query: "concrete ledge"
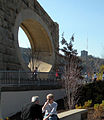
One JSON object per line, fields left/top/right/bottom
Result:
{"left": 58, "top": 109, "right": 88, "bottom": 120}
{"left": 1, "top": 85, "right": 62, "bottom": 92}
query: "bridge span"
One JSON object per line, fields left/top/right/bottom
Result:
{"left": 0, "top": 0, "right": 61, "bottom": 118}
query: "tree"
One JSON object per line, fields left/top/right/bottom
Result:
{"left": 97, "top": 64, "right": 104, "bottom": 80}
{"left": 59, "top": 33, "right": 82, "bottom": 109}
{"left": 22, "top": 47, "right": 41, "bottom": 71}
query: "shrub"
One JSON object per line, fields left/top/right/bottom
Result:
{"left": 75, "top": 81, "right": 104, "bottom": 106}
{"left": 83, "top": 100, "right": 92, "bottom": 108}
{"left": 75, "top": 100, "right": 92, "bottom": 109}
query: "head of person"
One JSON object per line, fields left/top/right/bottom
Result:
{"left": 31, "top": 96, "right": 39, "bottom": 104}
{"left": 46, "top": 94, "right": 54, "bottom": 104}
{"left": 35, "top": 67, "right": 38, "bottom": 69}
{"left": 94, "top": 72, "right": 96, "bottom": 74}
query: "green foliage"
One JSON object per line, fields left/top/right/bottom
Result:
{"left": 97, "top": 65, "right": 104, "bottom": 80}
{"left": 76, "top": 100, "right": 104, "bottom": 119}
{"left": 76, "top": 100, "right": 104, "bottom": 109}
{"left": 60, "top": 33, "right": 77, "bottom": 57}
{"left": 94, "top": 104, "right": 100, "bottom": 110}
{"left": 93, "top": 101, "right": 104, "bottom": 119}
{"left": 75, "top": 104, "right": 83, "bottom": 109}
{"left": 102, "top": 100, "right": 104, "bottom": 105}
{"left": 94, "top": 100, "right": 104, "bottom": 110}
{"left": 84, "top": 100, "right": 92, "bottom": 108}
{"left": 100, "top": 65, "right": 104, "bottom": 72}
{"left": 75, "top": 100, "right": 92, "bottom": 109}
{"left": 81, "top": 55, "right": 104, "bottom": 77}
{"left": 75, "top": 81, "right": 104, "bottom": 106}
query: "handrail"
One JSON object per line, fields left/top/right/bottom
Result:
{"left": 0, "top": 71, "right": 63, "bottom": 87}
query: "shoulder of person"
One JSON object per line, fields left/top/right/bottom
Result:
{"left": 31, "top": 104, "right": 42, "bottom": 111}
{"left": 53, "top": 101, "right": 58, "bottom": 106}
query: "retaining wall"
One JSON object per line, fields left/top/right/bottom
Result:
{"left": 1, "top": 89, "right": 65, "bottom": 118}
{"left": 58, "top": 109, "right": 88, "bottom": 120}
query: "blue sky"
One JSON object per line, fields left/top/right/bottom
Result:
{"left": 19, "top": 0, "right": 104, "bottom": 58}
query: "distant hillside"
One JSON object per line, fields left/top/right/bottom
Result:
{"left": 20, "top": 47, "right": 31, "bottom": 65}
{"left": 80, "top": 55, "right": 104, "bottom": 75}
{"left": 20, "top": 48, "right": 104, "bottom": 76}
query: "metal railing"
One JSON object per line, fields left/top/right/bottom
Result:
{"left": 0, "top": 71, "right": 62, "bottom": 87}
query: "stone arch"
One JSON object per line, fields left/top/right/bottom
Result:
{"left": 0, "top": 0, "right": 59, "bottom": 71}
{"left": 13, "top": 9, "right": 55, "bottom": 72}
{"left": 0, "top": 0, "right": 59, "bottom": 118}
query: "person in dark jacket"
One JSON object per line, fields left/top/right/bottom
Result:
{"left": 33, "top": 67, "right": 38, "bottom": 80}
{"left": 30, "top": 96, "right": 43, "bottom": 120}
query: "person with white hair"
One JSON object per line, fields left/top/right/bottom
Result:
{"left": 31, "top": 96, "right": 39, "bottom": 103}
{"left": 21, "top": 96, "right": 43, "bottom": 120}
{"left": 30, "top": 96, "right": 43, "bottom": 120}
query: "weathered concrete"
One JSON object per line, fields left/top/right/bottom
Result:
{"left": 0, "top": 0, "right": 59, "bottom": 71}
{"left": 1, "top": 89, "right": 65, "bottom": 118}
{"left": 58, "top": 109, "right": 88, "bottom": 120}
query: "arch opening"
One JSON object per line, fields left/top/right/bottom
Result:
{"left": 18, "top": 27, "right": 32, "bottom": 68}
{"left": 18, "top": 19, "right": 53, "bottom": 72}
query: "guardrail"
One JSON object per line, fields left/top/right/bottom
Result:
{"left": 0, "top": 71, "right": 63, "bottom": 87}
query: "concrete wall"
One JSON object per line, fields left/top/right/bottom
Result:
{"left": 58, "top": 109, "right": 88, "bottom": 120}
{"left": 1, "top": 89, "right": 65, "bottom": 118}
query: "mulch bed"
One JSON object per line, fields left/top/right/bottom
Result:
{"left": 88, "top": 108, "right": 104, "bottom": 120}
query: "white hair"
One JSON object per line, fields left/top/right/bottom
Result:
{"left": 31, "top": 96, "right": 39, "bottom": 103}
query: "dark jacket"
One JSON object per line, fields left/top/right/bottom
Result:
{"left": 30, "top": 104, "right": 43, "bottom": 120}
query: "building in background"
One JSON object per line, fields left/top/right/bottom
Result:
{"left": 81, "top": 50, "right": 88, "bottom": 58}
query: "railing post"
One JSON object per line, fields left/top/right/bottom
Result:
{"left": 5, "top": 71, "right": 6, "bottom": 84}
{"left": 0, "top": 71, "right": 4, "bottom": 119}
{"left": 0, "top": 71, "right": 63, "bottom": 88}
{"left": 18, "top": 70, "right": 20, "bottom": 85}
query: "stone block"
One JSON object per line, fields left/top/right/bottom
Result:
{"left": 0, "top": 0, "right": 59, "bottom": 71}
{"left": 0, "top": 53, "right": 3, "bottom": 61}
{"left": 8, "top": 32, "right": 13, "bottom": 39}
{"left": 0, "top": 10, "right": 4, "bottom": 17}
{"left": 0, "top": 44, "right": 6, "bottom": 53}
{"left": 2, "top": 20, "right": 8, "bottom": 28}
{"left": 0, "top": 63, "right": 4, "bottom": 70}
{"left": 0, "top": 18, "right": 2, "bottom": 26}
{"left": 5, "top": 47, "right": 16, "bottom": 56}
{"left": 7, "top": 2, "right": 16, "bottom": 11}
{"left": 6, "top": 39, "right": 15, "bottom": 48}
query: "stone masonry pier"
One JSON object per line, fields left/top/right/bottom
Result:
{"left": 0, "top": 0, "right": 59, "bottom": 72}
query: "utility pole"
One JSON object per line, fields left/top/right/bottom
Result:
{"left": 86, "top": 34, "right": 89, "bottom": 82}
{"left": 86, "top": 35, "right": 88, "bottom": 51}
